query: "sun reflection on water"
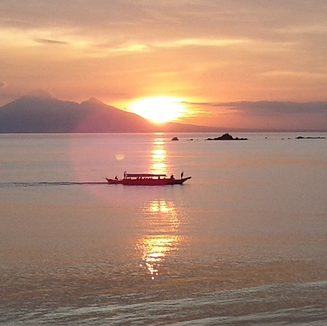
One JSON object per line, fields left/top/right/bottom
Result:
{"left": 136, "top": 136, "right": 186, "bottom": 280}
{"left": 137, "top": 200, "right": 183, "bottom": 280}
{"left": 150, "top": 137, "right": 167, "bottom": 175}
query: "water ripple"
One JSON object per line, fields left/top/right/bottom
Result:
{"left": 0, "top": 181, "right": 108, "bottom": 188}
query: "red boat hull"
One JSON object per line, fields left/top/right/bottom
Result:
{"left": 106, "top": 177, "right": 191, "bottom": 186}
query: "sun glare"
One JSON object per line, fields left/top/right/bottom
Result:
{"left": 129, "top": 96, "right": 185, "bottom": 123}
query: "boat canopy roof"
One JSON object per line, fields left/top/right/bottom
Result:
{"left": 125, "top": 173, "right": 167, "bottom": 178}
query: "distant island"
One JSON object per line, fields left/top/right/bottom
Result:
{"left": 205, "top": 133, "right": 248, "bottom": 141}
{"left": 296, "top": 136, "right": 326, "bottom": 139}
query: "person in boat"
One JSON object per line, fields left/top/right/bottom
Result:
{"left": 115, "top": 175, "right": 118, "bottom": 180}
{"left": 181, "top": 172, "right": 184, "bottom": 179}
{"left": 170, "top": 174, "right": 174, "bottom": 179}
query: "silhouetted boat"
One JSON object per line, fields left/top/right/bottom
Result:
{"left": 106, "top": 173, "right": 191, "bottom": 186}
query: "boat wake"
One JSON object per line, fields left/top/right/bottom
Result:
{"left": 0, "top": 181, "right": 108, "bottom": 188}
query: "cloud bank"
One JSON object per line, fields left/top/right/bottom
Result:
{"left": 185, "top": 101, "right": 327, "bottom": 130}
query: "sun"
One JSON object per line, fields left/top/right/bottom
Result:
{"left": 129, "top": 96, "right": 186, "bottom": 123}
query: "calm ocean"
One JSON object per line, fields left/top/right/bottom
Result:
{"left": 1, "top": 132, "right": 327, "bottom": 325}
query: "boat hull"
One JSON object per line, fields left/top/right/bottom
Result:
{"left": 106, "top": 177, "right": 191, "bottom": 186}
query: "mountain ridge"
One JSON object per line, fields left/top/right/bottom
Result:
{"left": 0, "top": 93, "right": 218, "bottom": 133}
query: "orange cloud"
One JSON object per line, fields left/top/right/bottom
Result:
{"left": 1, "top": 0, "right": 327, "bottom": 129}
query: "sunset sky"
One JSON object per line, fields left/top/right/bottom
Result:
{"left": 1, "top": 0, "right": 327, "bottom": 130}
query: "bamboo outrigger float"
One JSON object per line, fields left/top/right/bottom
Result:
{"left": 106, "top": 172, "right": 191, "bottom": 186}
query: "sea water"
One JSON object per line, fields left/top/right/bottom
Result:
{"left": 1, "top": 132, "right": 327, "bottom": 325}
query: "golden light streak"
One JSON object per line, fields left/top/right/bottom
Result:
{"left": 137, "top": 200, "right": 182, "bottom": 280}
{"left": 150, "top": 137, "right": 167, "bottom": 175}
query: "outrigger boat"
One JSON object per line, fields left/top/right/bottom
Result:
{"left": 106, "top": 172, "right": 191, "bottom": 186}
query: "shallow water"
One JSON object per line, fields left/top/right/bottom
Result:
{"left": 1, "top": 132, "right": 327, "bottom": 324}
